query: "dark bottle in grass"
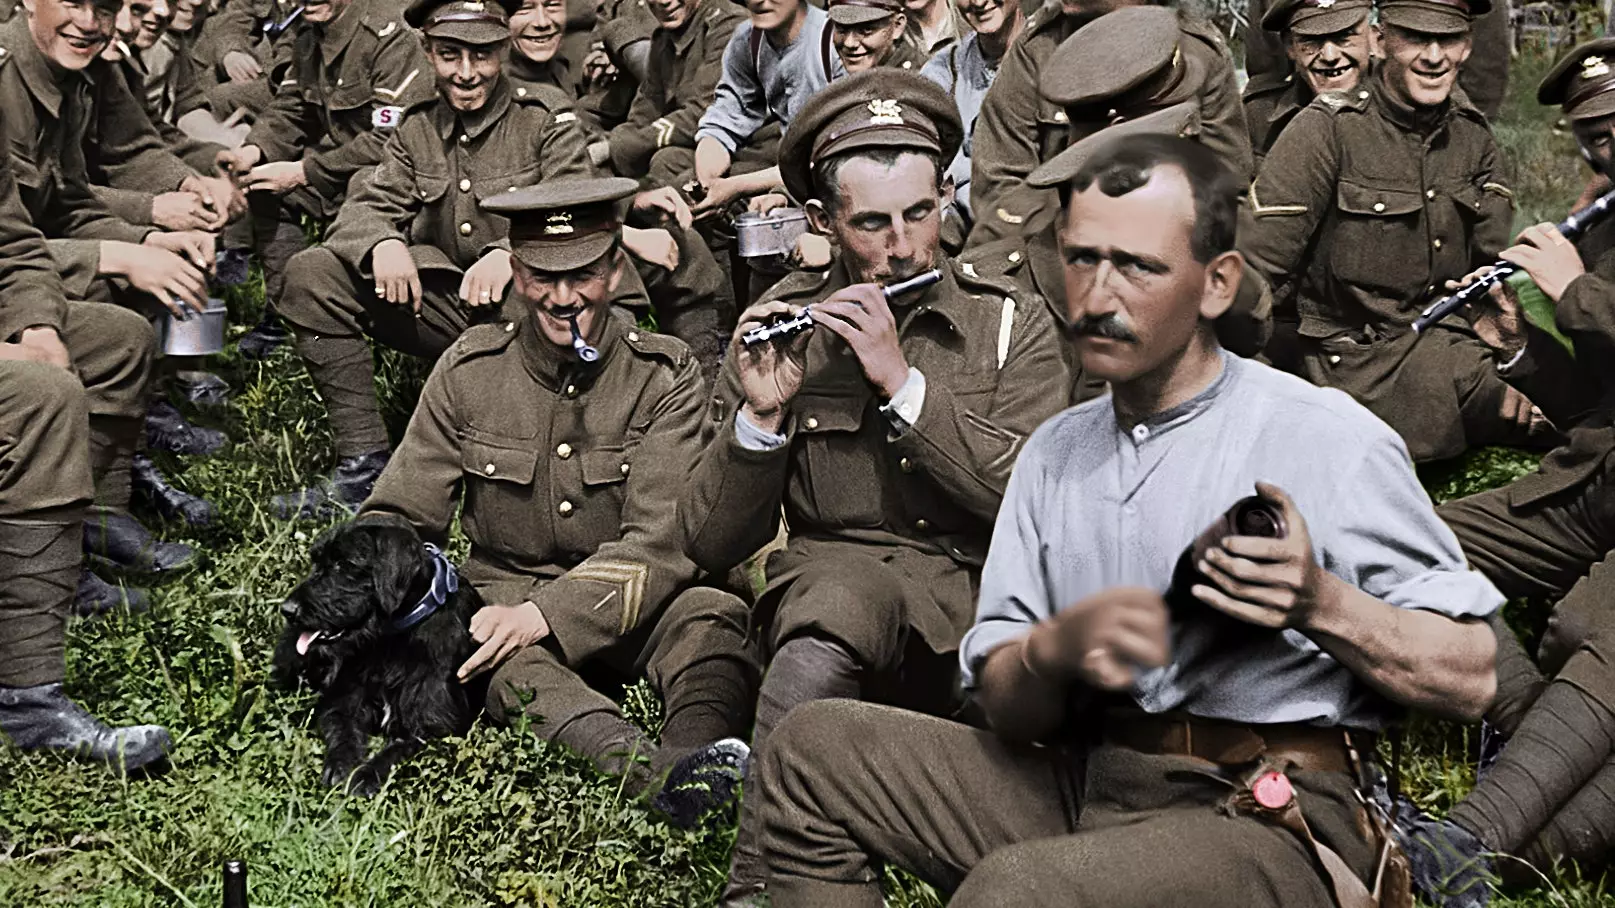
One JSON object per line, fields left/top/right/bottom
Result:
{"left": 222, "top": 859, "right": 248, "bottom": 908}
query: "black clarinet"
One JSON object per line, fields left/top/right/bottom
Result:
{"left": 740, "top": 268, "right": 944, "bottom": 347}
{"left": 568, "top": 314, "right": 600, "bottom": 362}
{"left": 1413, "top": 186, "right": 1615, "bottom": 332}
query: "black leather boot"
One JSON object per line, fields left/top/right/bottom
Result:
{"left": 237, "top": 311, "right": 290, "bottom": 360}
{"left": 270, "top": 449, "right": 391, "bottom": 520}
{"left": 0, "top": 683, "right": 171, "bottom": 772}
{"left": 651, "top": 737, "right": 750, "bottom": 829}
{"left": 131, "top": 454, "right": 216, "bottom": 528}
{"left": 74, "top": 570, "right": 151, "bottom": 618}
{"left": 1392, "top": 796, "right": 1496, "bottom": 908}
{"left": 174, "top": 371, "right": 232, "bottom": 410}
{"left": 214, "top": 247, "right": 252, "bottom": 286}
{"left": 83, "top": 509, "right": 196, "bottom": 574}
{"left": 146, "top": 401, "right": 227, "bottom": 457}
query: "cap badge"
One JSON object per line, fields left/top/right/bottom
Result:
{"left": 1314, "top": 0, "right": 1336, "bottom": 7}
{"left": 463, "top": 1, "right": 484, "bottom": 8}
{"left": 1583, "top": 56, "right": 1611, "bottom": 81}
{"left": 867, "top": 99, "right": 904, "bottom": 126}
{"left": 543, "top": 213, "right": 575, "bottom": 235}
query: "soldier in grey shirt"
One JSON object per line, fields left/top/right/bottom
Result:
{"left": 737, "top": 135, "right": 1501, "bottom": 908}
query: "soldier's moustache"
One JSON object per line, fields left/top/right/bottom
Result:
{"left": 1069, "top": 312, "right": 1139, "bottom": 342}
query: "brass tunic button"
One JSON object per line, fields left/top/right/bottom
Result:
{"left": 899, "top": 457, "right": 914, "bottom": 473}
{"left": 336, "top": 77, "right": 343, "bottom": 85}
{"left": 517, "top": 87, "right": 528, "bottom": 97}
{"left": 1426, "top": 189, "right": 1436, "bottom": 200}
{"left": 556, "top": 443, "right": 573, "bottom": 459}
{"left": 1358, "top": 90, "right": 1369, "bottom": 100}
{"left": 564, "top": 384, "right": 578, "bottom": 398}
{"left": 484, "top": 463, "right": 496, "bottom": 475}
{"left": 459, "top": 222, "right": 473, "bottom": 236}
{"left": 804, "top": 417, "right": 819, "bottom": 430}
{"left": 627, "top": 331, "right": 639, "bottom": 342}
{"left": 558, "top": 500, "right": 574, "bottom": 516}
{"left": 504, "top": 322, "right": 515, "bottom": 332}
{"left": 458, "top": 134, "right": 469, "bottom": 145}
{"left": 914, "top": 518, "right": 929, "bottom": 532}
{"left": 620, "top": 462, "right": 630, "bottom": 476}
{"left": 1372, "top": 202, "right": 1385, "bottom": 213}
{"left": 1328, "top": 354, "right": 1342, "bottom": 365}
{"left": 459, "top": 178, "right": 471, "bottom": 192}
{"left": 1433, "top": 238, "right": 1443, "bottom": 249}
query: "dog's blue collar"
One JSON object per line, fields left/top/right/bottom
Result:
{"left": 386, "top": 543, "right": 458, "bottom": 635}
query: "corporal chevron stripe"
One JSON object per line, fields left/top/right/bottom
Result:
{"left": 1248, "top": 183, "right": 1308, "bottom": 217}
{"left": 652, "top": 118, "right": 676, "bottom": 148}
{"left": 375, "top": 68, "right": 421, "bottom": 99}
{"left": 571, "top": 560, "right": 650, "bottom": 633}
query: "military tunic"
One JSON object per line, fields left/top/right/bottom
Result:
{"left": 245, "top": 0, "right": 435, "bottom": 207}
{"left": 361, "top": 314, "right": 756, "bottom": 748}
{"left": 192, "top": 0, "right": 301, "bottom": 113}
{"left": 682, "top": 256, "right": 1069, "bottom": 662}
{"left": 1242, "top": 71, "right": 1314, "bottom": 167}
{"left": 966, "top": 3, "right": 1251, "bottom": 249}
{"left": 1239, "top": 75, "right": 1521, "bottom": 462}
{"left": 608, "top": 0, "right": 745, "bottom": 178}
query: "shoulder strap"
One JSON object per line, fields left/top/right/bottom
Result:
{"left": 820, "top": 20, "right": 834, "bottom": 82}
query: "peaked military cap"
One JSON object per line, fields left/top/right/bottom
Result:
{"left": 779, "top": 69, "right": 963, "bottom": 206}
{"left": 405, "top": 0, "right": 517, "bottom": 44}
{"left": 1027, "top": 102, "right": 1199, "bottom": 189}
{"left": 827, "top": 0, "right": 903, "bottom": 27}
{"left": 1379, "top": 0, "right": 1490, "bottom": 36}
{"left": 1260, "top": 0, "right": 1371, "bottom": 36}
{"left": 1039, "top": 7, "right": 1184, "bottom": 113}
{"left": 1540, "top": 38, "right": 1615, "bottom": 121}
{"left": 481, "top": 177, "right": 640, "bottom": 271}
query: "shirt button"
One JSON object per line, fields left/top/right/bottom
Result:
{"left": 899, "top": 456, "right": 914, "bottom": 473}
{"left": 484, "top": 463, "right": 496, "bottom": 475}
{"left": 914, "top": 518, "right": 929, "bottom": 532}
{"left": 1329, "top": 354, "right": 1342, "bottom": 365}
{"left": 459, "top": 222, "right": 473, "bottom": 236}
{"left": 459, "top": 178, "right": 471, "bottom": 192}
{"left": 804, "top": 416, "right": 819, "bottom": 430}
{"left": 556, "top": 443, "right": 573, "bottom": 459}
{"left": 1426, "top": 189, "right": 1436, "bottom": 200}
{"left": 1372, "top": 202, "right": 1386, "bottom": 213}
{"left": 1131, "top": 425, "right": 1148, "bottom": 442}
{"left": 558, "top": 500, "right": 574, "bottom": 516}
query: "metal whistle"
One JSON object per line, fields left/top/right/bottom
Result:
{"left": 740, "top": 268, "right": 943, "bottom": 347}
{"left": 569, "top": 315, "right": 599, "bottom": 362}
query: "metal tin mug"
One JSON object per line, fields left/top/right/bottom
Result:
{"left": 162, "top": 298, "right": 230, "bottom": 356}
{"left": 734, "top": 208, "right": 809, "bottom": 259}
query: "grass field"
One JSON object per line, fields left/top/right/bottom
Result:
{"left": 2, "top": 38, "right": 1613, "bottom": 908}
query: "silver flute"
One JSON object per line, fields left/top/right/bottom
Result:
{"left": 740, "top": 268, "right": 943, "bottom": 347}
{"left": 569, "top": 314, "right": 600, "bottom": 362}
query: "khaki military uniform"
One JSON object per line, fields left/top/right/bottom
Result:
{"left": 1242, "top": 72, "right": 1316, "bottom": 167}
{"left": 609, "top": 0, "right": 746, "bottom": 179}
{"left": 685, "top": 257, "right": 1069, "bottom": 671}
{"left": 361, "top": 314, "right": 756, "bottom": 773}
{"left": 192, "top": 0, "right": 302, "bottom": 114}
{"left": 1436, "top": 213, "right": 1615, "bottom": 875}
{"left": 1239, "top": 76, "right": 1520, "bottom": 462}
{"left": 244, "top": 0, "right": 435, "bottom": 306}
{"left": 278, "top": 76, "right": 596, "bottom": 458}
{"left": 966, "top": 2, "right": 1251, "bottom": 249}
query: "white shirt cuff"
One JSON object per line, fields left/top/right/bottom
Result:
{"left": 734, "top": 409, "right": 787, "bottom": 451}
{"left": 879, "top": 367, "right": 926, "bottom": 436}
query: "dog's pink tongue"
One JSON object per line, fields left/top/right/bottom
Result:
{"left": 296, "top": 631, "right": 320, "bottom": 655}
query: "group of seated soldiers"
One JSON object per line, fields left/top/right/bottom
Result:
{"left": 2, "top": 0, "right": 1615, "bottom": 904}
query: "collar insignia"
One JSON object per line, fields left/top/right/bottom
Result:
{"left": 867, "top": 99, "right": 903, "bottom": 126}
{"left": 1584, "top": 56, "right": 1610, "bottom": 80}
{"left": 544, "top": 213, "right": 575, "bottom": 235}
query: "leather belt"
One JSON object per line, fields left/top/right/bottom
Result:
{"left": 1103, "top": 710, "right": 1373, "bottom": 774}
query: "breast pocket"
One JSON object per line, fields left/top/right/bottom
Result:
{"left": 1330, "top": 181, "right": 1427, "bottom": 294}
{"left": 460, "top": 437, "right": 541, "bottom": 557}
{"left": 793, "top": 391, "right": 885, "bottom": 529}
{"left": 472, "top": 166, "right": 543, "bottom": 202}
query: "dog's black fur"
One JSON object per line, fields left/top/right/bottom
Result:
{"left": 272, "top": 518, "right": 485, "bottom": 795}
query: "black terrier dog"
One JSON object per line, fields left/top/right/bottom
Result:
{"left": 273, "top": 519, "right": 484, "bottom": 795}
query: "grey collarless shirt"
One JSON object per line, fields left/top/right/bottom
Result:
{"left": 959, "top": 352, "right": 1502, "bottom": 731}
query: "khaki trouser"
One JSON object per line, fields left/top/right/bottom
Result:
{"left": 61, "top": 301, "right": 157, "bottom": 511}
{"left": 752, "top": 700, "right": 1376, "bottom": 908}
{"left": 0, "top": 360, "right": 93, "bottom": 688}
{"left": 484, "top": 586, "right": 757, "bottom": 769}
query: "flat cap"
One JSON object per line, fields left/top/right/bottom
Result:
{"left": 481, "top": 177, "right": 640, "bottom": 271}
{"left": 405, "top": 0, "right": 516, "bottom": 44}
{"left": 1260, "top": 0, "right": 1371, "bottom": 36}
{"left": 1027, "top": 102, "right": 1200, "bottom": 188}
{"left": 1540, "top": 38, "right": 1615, "bottom": 121}
{"left": 827, "top": 0, "right": 903, "bottom": 26}
{"left": 1378, "top": 0, "right": 1490, "bottom": 36}
{"left": 779, "top": 69, "right": 963, "bottom": 206}
{"left": 1040, "top": 7, "right": 1181, "bottom": 112}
